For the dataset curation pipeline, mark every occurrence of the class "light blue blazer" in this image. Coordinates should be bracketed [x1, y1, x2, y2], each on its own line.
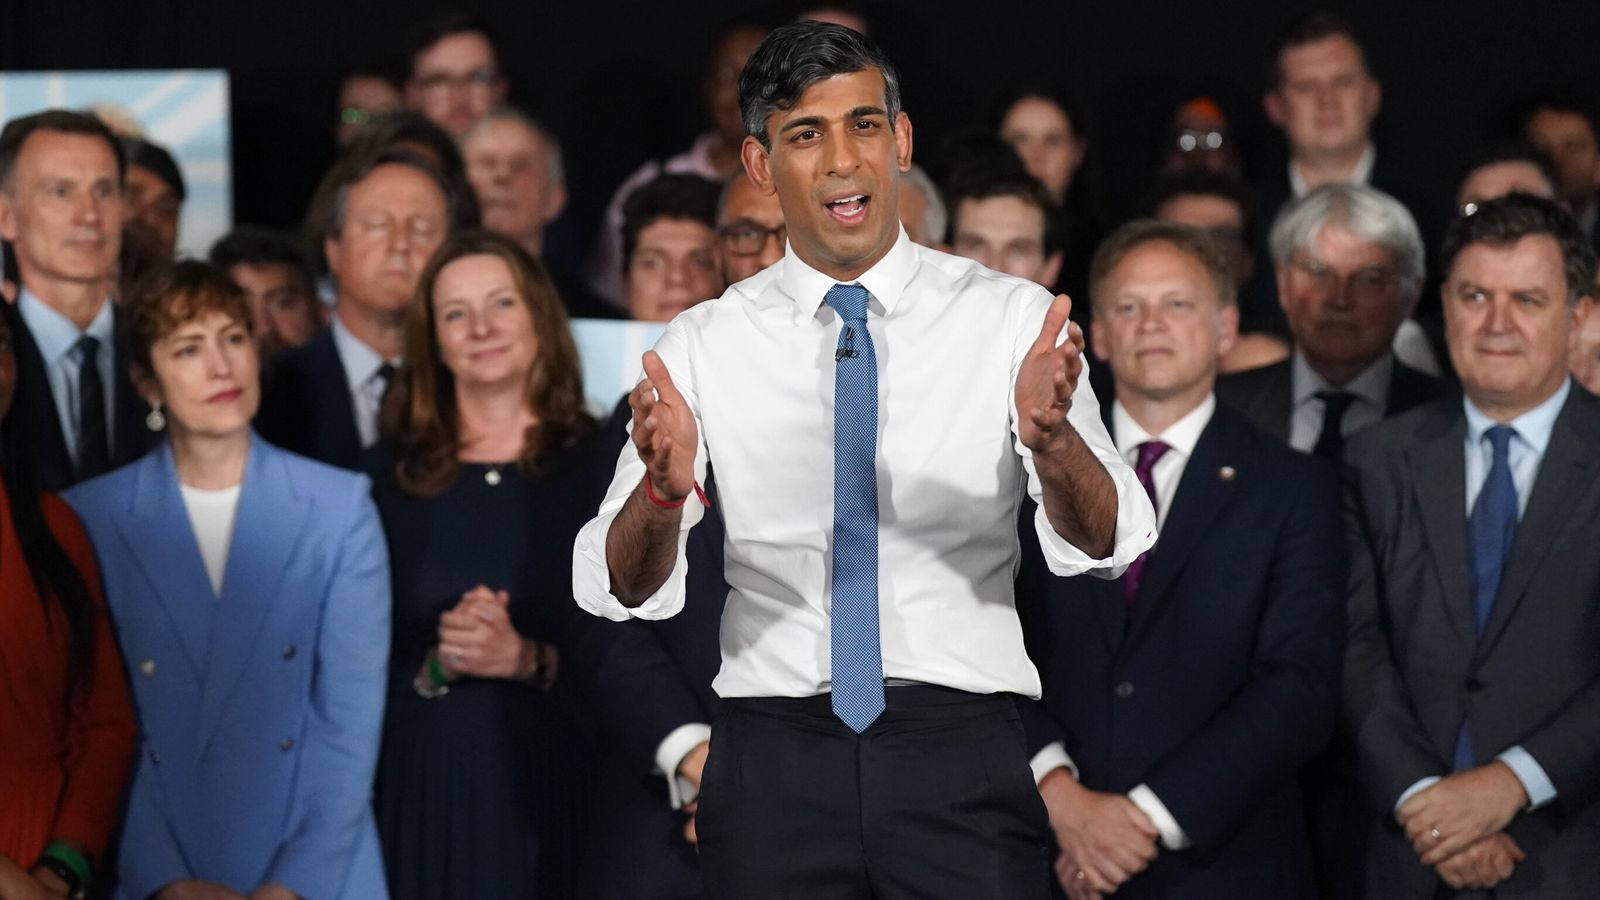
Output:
[65, 433, 391, 900]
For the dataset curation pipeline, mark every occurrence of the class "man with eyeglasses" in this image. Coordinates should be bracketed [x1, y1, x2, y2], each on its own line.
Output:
[1217, 183, 1442, 459]
[717, 171, 786, 285]
[257, 150, 454, 469]
[402, 13, 508, 138]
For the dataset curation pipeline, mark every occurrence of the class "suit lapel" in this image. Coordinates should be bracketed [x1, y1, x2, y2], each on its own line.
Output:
[11, 314, 75, 490]
[111, 445, 218, 678]
[1122, 412, 1242, 650]
[196, 436, 310, 751]
[1477, 389, 1600, 659]
[1385, 359, 1444, 417]
[314, 333, 364, 468]
[1404, 409, 1476, 649]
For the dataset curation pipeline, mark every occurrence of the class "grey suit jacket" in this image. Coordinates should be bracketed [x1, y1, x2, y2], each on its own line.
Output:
[1342, 385, 1600, 899]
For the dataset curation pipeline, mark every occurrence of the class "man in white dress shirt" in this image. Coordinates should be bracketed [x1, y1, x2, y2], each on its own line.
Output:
[573, 22, 1156, 899]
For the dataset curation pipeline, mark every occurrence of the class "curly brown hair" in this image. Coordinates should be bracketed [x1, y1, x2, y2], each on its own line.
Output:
[124, 259, 255, 373]
[381, 229, 594, 496]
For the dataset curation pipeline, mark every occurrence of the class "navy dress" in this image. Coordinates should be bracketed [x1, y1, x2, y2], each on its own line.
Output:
[369, 440, 603, 900]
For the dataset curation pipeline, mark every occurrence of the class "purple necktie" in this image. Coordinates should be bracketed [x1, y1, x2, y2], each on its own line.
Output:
[1121, 440, 1172, 612]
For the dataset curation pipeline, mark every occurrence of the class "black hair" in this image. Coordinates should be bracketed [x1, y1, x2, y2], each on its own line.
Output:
[1440, 192, 1596, 302]
[1145, 168, 1260, 249]
[620, 173, 722, 270]
[1456, 141, 1560, 201]
[738, 21, 901, 149]
[209, 225, 314, 285]
[323, 145, 465, 240]
[942, 145, 1061, 252]
[0, 302, 98, 701]
[1267, 11, 1370, 89]
[124, 137, 186, 201]
[0, 109, 126, 187]
[1517, 93, 1600, 145]
[404, 11, 502, 80]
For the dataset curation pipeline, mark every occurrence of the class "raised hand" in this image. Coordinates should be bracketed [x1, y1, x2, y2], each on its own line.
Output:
[1016, 294, 1086, 452]
[630, 350, 698, 501]
[1435, 832, 1524, 891]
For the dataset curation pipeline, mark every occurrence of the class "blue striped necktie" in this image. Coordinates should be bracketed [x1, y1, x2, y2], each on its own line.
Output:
[1454, 424, 1519, 770]
[824, 283, 885, 733]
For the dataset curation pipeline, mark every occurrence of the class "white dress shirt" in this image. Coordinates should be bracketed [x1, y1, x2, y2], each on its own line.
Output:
[17, 289, 116, 464]
[1289, 351, 1392, 453]
[1288, 142, 1376, 198]
[573, 230, 1157, 701]
[1028, 395, 1216, 851]
[179, 483, 242, 596]
[329, 315, 400, 449]
[1394, 379, 1572, 816]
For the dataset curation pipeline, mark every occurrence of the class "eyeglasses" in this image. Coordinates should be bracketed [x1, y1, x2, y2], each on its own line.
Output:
[1290, 255, 1401, 302]
[719, 220, 786, 256]
[411, 67, 499, 96]
[1176, 129, 1225, 153]
[340, 107, 374, 126]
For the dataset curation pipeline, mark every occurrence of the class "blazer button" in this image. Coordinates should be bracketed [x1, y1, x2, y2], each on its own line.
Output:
[282, 645, 297, 660]
[280, 738, 295, 752]
[139, 659, 157, 677]
[1114, 681, 1135, 699]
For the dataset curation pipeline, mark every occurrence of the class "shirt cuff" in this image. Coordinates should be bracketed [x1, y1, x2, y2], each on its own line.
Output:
[655, 723, 712, 810]
[1497, 746, 1557, 811]
[1394, 776, 1442, 815]
[1029, 741, 1079, 785]
[572, 500, 701, 622]
[1128, 784, 1190, 851]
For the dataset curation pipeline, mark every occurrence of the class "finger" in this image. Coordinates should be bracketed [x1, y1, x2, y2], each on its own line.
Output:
[642, 351, 687, 407]
[1421, 832, 1476, 867]
[1080, 862, 1120, 895]
[1124, 807, 1161, 840]
[1030, 404, 1066, 434]
[494, 589, 510, 607]
[1501, 834, 1525, 861]
[1031, 293, 1074, 354]
[1066, 320, 1086, 354]
[464, 601, 511, 626]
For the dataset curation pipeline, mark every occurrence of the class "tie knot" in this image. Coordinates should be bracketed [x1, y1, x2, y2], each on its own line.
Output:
[76, 334, 101, 358]
[1135, 440, 1172, 475]
[825, 283, 870, 322]
[1316, 390, 1356, 415]
[1484, 424, 1516, 458]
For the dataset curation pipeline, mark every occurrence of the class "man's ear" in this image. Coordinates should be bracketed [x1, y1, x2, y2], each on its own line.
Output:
[1039, 251, 1064, 290]
[742, 136, 777, 197]
[323, 234, 343, 279]
[1263, 91, 1287, 130]
[0, 191, 17, 243]
[894, 111, 914, 173]
[542, 183, 569, 224]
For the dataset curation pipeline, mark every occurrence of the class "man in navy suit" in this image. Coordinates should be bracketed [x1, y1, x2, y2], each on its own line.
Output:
[1022, 220, 1344, 898]
[257, 148, 455, 468]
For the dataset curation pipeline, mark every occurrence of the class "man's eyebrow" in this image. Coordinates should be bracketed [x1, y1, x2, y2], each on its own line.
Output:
[780, 115, 825, 135]
[848, 106, 887, 119]
[779, 106, 889, 135]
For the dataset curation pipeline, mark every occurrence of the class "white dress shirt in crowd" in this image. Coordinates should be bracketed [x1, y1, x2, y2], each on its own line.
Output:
[1288, 141, 1376, 198]
[17, 289, 116, 465]
[329, 315, 400, 449]
[1028, 394, 1216, 851]
[1393, 378, 1572, 816]
[573, 230, 1157, 702]
[1289, 350, 1392, 453]
[179, 482, 242, 596]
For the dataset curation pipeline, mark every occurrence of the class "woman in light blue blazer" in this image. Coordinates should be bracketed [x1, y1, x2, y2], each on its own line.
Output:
[65, 261, 390, 900]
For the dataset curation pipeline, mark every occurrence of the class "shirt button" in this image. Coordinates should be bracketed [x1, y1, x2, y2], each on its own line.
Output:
[280, 738, 295, 752]
[1114, 681, 1135, 699]
[282, 645, 297, 660]
[149, 751, 161, 765]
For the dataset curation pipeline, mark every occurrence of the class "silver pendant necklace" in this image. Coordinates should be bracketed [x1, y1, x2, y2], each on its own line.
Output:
[484, 465, 503, 486]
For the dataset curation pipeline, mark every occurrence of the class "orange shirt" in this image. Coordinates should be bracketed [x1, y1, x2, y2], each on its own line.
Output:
[0, 482, 136, 868]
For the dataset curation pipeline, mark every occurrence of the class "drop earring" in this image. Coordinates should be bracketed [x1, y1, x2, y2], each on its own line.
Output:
[145, 401, 165, 432]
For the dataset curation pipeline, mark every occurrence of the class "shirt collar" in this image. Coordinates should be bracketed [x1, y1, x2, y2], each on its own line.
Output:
[1463, 377, 1571, 455]
[1289, 142, 1376, 198]
[775, 226, 918, 317]
[17, 287, 113, 364]
[329, 314, 393, 389]
[1291, 349, 1392, 409]
[1112, 393, 1216, 462]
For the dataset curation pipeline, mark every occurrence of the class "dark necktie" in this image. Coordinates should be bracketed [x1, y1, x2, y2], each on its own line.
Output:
[1312, 390, 1356, 460]
[823, 283, 884, 734]
[375, 362, 397, 396]
[1454, 426, 1519, 770]
[1121, 440, 1172, 612]
[76, 335, 110, 480]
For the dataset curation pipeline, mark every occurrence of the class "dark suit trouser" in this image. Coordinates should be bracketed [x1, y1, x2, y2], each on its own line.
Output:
[697, 686, 1052, 900]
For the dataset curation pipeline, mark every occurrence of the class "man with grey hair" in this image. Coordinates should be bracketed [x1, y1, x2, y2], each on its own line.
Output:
[1217, 182, 1443, 459]
[461, 107, 566, 263]
[896, 162, 946, 247]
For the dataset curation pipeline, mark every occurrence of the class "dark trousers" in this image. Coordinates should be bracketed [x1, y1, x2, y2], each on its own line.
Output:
[696, 686, 1052, 900]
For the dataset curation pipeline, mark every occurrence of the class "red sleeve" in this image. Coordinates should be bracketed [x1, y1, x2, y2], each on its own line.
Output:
[40, 494, 137, 862]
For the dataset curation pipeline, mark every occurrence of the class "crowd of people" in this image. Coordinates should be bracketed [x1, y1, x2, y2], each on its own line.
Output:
[1, 6, 1598, 900]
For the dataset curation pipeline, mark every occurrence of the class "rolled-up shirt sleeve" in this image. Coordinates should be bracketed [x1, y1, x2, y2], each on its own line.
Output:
[1010, 287, 1157, 579]
[574, 323, 709, 621]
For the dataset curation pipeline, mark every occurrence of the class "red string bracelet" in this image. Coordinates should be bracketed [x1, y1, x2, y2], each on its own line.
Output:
[644, 477, 710, 509]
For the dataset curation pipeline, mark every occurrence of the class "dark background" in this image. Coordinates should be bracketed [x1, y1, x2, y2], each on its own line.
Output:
[5, 0, 1599, 247]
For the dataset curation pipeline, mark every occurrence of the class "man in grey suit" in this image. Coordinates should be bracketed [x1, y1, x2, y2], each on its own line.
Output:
[1344, 192, 1599, 897]
[1216, 183, 1442, 460]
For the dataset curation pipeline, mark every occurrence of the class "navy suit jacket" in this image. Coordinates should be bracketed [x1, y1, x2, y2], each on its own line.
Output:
[66, 436, 391, 900]
[1020, 403, 1344, 898]
[256, 328, 364, 470]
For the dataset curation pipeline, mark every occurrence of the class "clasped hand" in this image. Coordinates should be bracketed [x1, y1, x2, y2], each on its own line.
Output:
[437, 586, 556, 686]
[1038, 769, 1159, 899]
[1016, 294, 1087, 453]
[1396, 761, 1529, 889]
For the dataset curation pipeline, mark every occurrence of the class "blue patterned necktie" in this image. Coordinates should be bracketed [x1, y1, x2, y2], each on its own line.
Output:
[824, 283, 885, 733]
[1454, 424, 1519, 770]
